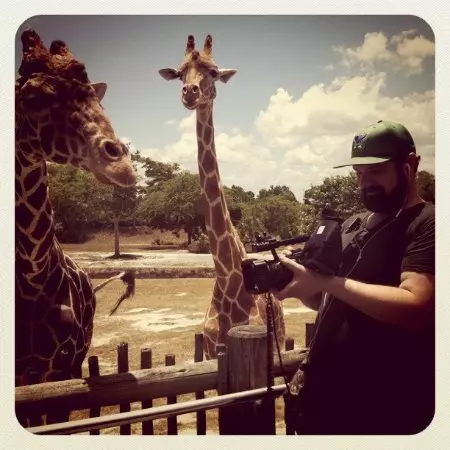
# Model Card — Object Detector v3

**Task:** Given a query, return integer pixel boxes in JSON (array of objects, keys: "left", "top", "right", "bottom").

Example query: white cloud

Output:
[
  {"left": 138, "top": 30, "right": 434, "bottom": 202},
  {"left": 334, "top": 30, "right": 435, "bottom": 76}
]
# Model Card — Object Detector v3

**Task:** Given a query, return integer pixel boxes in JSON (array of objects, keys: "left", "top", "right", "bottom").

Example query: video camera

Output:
[{"left": 241, "top": 209, "right": 343, "bottom": 295}]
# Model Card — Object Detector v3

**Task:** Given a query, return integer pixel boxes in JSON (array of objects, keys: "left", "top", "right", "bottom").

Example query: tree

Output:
[
  {"left": 111, "top": 185, "right": 138, "bottom": 257},
  {"left": 303, "top": 172, "right": 365, "bottom": 221},
  {"left": 136, "top": 170, "right": 204, "bottom": 244},
  {"left": 223, "top": 185, "right": 255, "bottom": 225},
  {"left": 48, "top": 164, "right": 112, "bottom": 242},
  {"left": 416, "top": 170, "right": 435, "bottom": 204},
  {"left": 258, "top": 185, "right": 298, "bottom": 202},
  {"left": 133, "top": 150, "right": 180, "bottom": 190}
]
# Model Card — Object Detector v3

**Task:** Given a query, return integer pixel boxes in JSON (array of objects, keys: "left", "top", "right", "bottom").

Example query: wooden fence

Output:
[{"left": 16, "top": 323, "right": 316, "bottom": 435}]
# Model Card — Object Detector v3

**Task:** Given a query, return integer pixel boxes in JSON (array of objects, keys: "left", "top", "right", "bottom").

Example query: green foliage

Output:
[
  {"left": 303, "top": 172, "right": 365, "bottom": 222},
  {"left": 237, "top": 195, "right": 304, "bottom": 241},
  {"left": 417, "top": 170, "right": 435, "bottom": 203},
  {"left": 133, "top": 150, "right": 180, "bottom": 190},
  {"left": 258, "top": 185, "right": 297, "bottom": 202},
  {"left": 48, "top": 164, "right": 112, "bottom": 242},
  {"left": 136, "top": 171, "right": 204, "bottom": 244}
]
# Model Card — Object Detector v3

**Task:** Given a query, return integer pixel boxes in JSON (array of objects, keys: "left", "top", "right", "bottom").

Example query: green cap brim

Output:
[{"left": 332, "top": 156, "right": 392, "bottom": 169}]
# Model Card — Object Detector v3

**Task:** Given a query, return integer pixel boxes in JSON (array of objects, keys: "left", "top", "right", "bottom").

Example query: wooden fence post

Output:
[
  {"left": 305, "top": 322, "right": 316, "bottom": 347},
  {"left": 88, "top": 356, "right": 101, "bottom": 435},
  {"left": 194, "top": 333, "right": 206, "bottom": 435},
  {"left": 284, "top": 337, "right": 296, "bottom": 434},
  {"left": 117, "top": 342, "right": 131, "bottom": 435},
  {"left": 221, "top": 325, "right": 275, "bottom": 435},
  {"left": 165, "top": 354, "right": 177, "bottom": 435},
  {"left": 216, "top": 343, "right": 228, "bottom": 435},
  {"left": 140, "top": 348, "right": 153, "bottom": 435}
]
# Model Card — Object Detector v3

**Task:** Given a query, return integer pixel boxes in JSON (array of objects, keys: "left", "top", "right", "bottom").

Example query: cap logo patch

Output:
[{"left": 353, "top": 132, "right": 367, "bottom": 152}]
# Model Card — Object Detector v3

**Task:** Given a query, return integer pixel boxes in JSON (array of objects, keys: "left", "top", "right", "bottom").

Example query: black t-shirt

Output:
[{"left": 305, "top": 202, "right": 435, "bottom": 433}]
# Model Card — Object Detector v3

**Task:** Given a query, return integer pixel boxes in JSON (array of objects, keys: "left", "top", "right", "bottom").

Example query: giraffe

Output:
[
  {"left": 15, "top": 29, "right": 137, "bottom": 387},
  {"left": 159, "top": 34, "right": 285, "bottom": 359}
]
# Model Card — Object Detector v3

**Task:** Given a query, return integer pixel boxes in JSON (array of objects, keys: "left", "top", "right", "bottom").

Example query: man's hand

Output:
[{"left": 270, "top": 255, "right": 326, "bottom": 302}]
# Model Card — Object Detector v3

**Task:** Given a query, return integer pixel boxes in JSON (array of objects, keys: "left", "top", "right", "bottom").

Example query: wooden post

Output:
[
  {"left": 117, "top": 342, "right": 131, "bottom": 435},
  {"left": 88, "top": 356, "right": 101, "bottom": 435},
  {"left": 140, "top": 348, "right": 153, "bottom": 435},
  {"left": 194, "top": 333, "right": 206, "bottom": 435},
  {"left": 216, "top": 343, "right": 229, "bottom": 435},
  {"left": 223, "top": 325, "right": 275, "bottom": 435},
  {"left": 305, "top": 322, "right": 316, "bottom": 347},
  {"left": 165, "top": 354, "right": 177, "bottom": 435},
  {"left": 285, "top": 337, "right": 294, "bottom": 351}
]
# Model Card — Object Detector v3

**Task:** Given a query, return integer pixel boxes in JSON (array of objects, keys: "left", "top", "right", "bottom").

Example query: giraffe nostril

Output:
[
  {"left": 103, "top": 141, "right": 122, "bottom": 160},
  {"left": 191, "top": 85, "right": 199, "bottom": 94},
  {"left": 182, "top": 85, "right": 188, "bottom": 95}
]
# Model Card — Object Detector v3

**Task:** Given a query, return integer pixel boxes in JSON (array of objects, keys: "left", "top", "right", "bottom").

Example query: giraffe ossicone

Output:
[
  {"left": 158, "top": 34, "right": 286, "bottom": 359},
  {"left": 15, "top": 29, "right": 136, "bottom": 387}
]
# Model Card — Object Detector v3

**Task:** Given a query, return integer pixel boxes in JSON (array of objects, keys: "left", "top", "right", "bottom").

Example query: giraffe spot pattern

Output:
[
  {"left": 33, "top": 323, "right": 57, "bottom": 359},
  {"left": 43, "top": 265, "right": 64, "bottom": 298},
  {"left": 203, "top": 125, "right": 213, "bottom": 147},
  {"left": 210, "top": 203, "right": 226, "bottom": 238},
  {"left": 51, "top": 152, "right": 68, "bottom": 164},
  {"left": 204, "top": 177, "right": 221, "bottom": 205},
  {"left": 19, "top": 142, "right": 34, "bottom": 156},
  {"left": 27, "top": 182, "right": 47, "bottom": 210},
  {"left": 34, "top": 229, "right": 54, "bottom": 261},
  {"left": 15, "top": 178, "right": 23, "bottom": 198},
  {"left": 39, "top": 125, "right": 54, "bottom": 156},
  {"left": 201, "top": 148, "right": 217, "bottom": 174},
  {"left": 31, "top": 210, "right": 51, "bottom": 241},
  {"left": 23, "top": 167, "right": 42, "bottom": 192},
  {"left": 16, "top": 151, "right": 30, "bottom": 170},
  {"left": 55, "top": 136, "right": 69, "bottom": 155},
  {"left": 16, "top": 203, "right": 34, "bottom": 232}
]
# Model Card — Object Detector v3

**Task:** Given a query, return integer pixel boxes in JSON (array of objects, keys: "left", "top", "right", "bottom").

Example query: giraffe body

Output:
[
  {"left": 15, "top": 29, "right": 136, "bottom": 386},
  {"left": 159, "top": 35, "right": 285, "bottom": 358}
]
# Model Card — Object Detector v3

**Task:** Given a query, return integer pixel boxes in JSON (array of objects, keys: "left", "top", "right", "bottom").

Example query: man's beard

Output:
[{"left": 361, "top": 169, "right": 408, "bottom": 214}]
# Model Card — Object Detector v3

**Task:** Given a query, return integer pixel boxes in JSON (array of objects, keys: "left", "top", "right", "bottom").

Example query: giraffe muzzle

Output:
[{"left": 181, "top": 84, "right": 200, "bottom": 109}]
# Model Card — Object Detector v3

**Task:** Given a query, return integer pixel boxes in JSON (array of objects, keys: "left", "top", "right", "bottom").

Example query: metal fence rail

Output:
[{"left": 28, "top": 385, "right": 287, "bottom": 435}]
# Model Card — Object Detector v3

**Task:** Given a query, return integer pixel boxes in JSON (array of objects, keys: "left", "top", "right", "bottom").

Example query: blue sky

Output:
[{"left": 15, "top": 15, "right": 435, "bottom": 201}]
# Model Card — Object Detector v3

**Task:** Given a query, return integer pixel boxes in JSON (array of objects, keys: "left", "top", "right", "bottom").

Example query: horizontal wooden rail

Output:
[
  {"left": 28, "top": 385, "right": 287, "bottom": 435},
  {"left": 16, "top": 348, "right": 307, "bottom": 417}
]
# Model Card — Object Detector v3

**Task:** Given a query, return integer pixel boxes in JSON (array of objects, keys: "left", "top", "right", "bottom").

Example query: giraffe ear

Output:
[
  {"left": 217, "top": 69, "right": 237, "bottom": 84},
  {"left": 92, "top": 82, "right": 107, "bottom": 101},
  {"left": 159, "top": 68, "right": 181, "bottom": 81}
]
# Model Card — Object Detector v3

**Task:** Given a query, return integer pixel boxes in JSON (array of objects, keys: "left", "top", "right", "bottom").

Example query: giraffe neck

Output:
[{"left": 195, "top": 103, "right": 247, "bottom": 276}]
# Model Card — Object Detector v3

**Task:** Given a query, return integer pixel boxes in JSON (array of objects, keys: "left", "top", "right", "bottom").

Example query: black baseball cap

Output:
[{"left": 333, "top": 120, "right": 416, "bottom": 168}]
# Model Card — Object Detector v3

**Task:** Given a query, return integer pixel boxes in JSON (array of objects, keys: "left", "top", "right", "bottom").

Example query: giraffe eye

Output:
[
  {"left": 209, "top": 69, "right": 219, "bottom": 78},
  {"left": 23, "top": 91, "right": 55, "bottom": 111}
]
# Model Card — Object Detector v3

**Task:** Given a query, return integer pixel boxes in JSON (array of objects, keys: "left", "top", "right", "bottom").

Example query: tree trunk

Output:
[{"left": 113, "top": 212, "right": 120, "bottom": 257}]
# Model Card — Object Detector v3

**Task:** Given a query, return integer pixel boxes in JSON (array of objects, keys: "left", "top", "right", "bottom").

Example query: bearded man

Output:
[{"left": 273, "top": 120, "right": 435, "bottom": 435}]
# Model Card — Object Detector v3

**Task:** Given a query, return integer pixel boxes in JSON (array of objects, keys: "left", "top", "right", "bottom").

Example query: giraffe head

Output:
[
  {"left": 16, "top": 29, "right": 135, "bottom": 187},
  {"left": 158, "top": 34, "right": 237, "bottom": 110}
]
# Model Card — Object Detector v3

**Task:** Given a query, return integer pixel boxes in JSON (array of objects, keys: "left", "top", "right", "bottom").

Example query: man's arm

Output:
[
  {"left": 272, "top": 260, "right": 434, "bottom": 331},
  {"left": 321, "top": 270, "right": 434, "bottom": 331},
  {"left": 298, "top": 292, "right": 322, "bottom": 311}
]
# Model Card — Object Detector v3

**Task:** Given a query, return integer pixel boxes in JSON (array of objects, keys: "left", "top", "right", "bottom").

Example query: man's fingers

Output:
[{"left": 279, "top": 254, "right": 303, "bottom": 271}]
